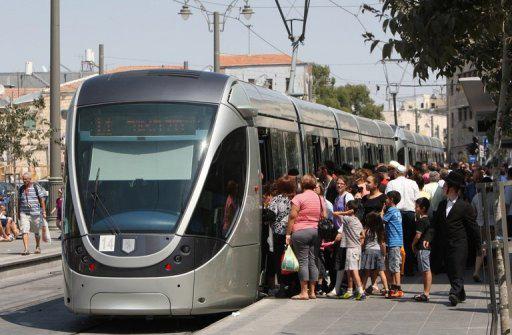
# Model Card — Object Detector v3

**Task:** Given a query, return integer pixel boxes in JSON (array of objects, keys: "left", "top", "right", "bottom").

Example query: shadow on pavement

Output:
[{"left": 1, "top": 297, "right": 227, "bottom": 334}]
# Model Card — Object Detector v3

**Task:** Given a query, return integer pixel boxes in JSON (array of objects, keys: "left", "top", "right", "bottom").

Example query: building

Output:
[
  {"left": 446, "top": 65, "right": 497, "bottom": 162},
  {"left": 220, "top": 54, "right": 313, "bottom": 100},
  {"left": 382, "top": 94, "right": 447, "bottom": 142}
]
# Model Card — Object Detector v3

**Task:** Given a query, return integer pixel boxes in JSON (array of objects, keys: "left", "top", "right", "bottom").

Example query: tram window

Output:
[
  {"left": 284, "top": 132, "right": 302, "bottom": 174},
  {"left": 270, "top": 129, "right": 287, "bottom": 178},
  {"left": 346, "top": 146, "right": 353, "bottom": 165},
  {"left": 327, "top": 138, "right": 335, "bottom": 161},
  {"left": 187, "top": 128, "right": 247, "bottom": 239},
  {"left": 352, "top": 142, "right": 360, "bottom": 166},
  {"left": 337, "top": 146, "right": 345, "bottom": 165}
]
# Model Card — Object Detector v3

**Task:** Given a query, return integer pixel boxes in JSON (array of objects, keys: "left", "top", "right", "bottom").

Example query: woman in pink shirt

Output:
[{"left": 286, "top": 174, "right": 326, "bottom": 300}]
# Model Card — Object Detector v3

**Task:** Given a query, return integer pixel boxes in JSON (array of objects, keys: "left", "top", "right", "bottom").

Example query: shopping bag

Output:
[
  {"left": 281, "top": 245, "right": 299, "bottom": 274},
  {"left": 41, "top": 218, "right": 52, "bottom": 244}
]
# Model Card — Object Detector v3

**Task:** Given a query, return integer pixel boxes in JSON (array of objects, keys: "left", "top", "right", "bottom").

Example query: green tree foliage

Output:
[
  {"left": 312, "top": 64, "right": 384, "bottom": 120},
  {"left": 362, "top": 0, "right": 512, "bottom": 153},
  {"left": 0, "top": 96, "right": 52, "bottom": 167}
]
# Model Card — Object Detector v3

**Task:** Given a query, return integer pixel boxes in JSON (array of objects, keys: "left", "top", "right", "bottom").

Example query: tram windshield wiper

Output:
[{"left": 89, "top": 168, "right": 121, "bottom": 235}]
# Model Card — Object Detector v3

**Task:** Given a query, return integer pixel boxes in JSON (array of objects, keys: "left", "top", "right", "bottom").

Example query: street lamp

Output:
[
  {"left": 178, "top": 1, "right": 254, "bottom": 73},
  {"left": 241, "top": 1, "right": 254, "bottom": 20},
  {"left": 178, "top": 4, "right": 192, "bottom": 20}
]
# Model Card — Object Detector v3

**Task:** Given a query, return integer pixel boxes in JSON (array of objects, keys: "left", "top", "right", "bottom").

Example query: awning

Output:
[{"left": 458, "top": 77, "right": 496, "bottom": 114}]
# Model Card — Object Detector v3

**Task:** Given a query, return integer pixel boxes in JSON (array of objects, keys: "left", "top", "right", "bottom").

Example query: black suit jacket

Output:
[{"left": 425, "top": 198, "right": 480, "bottom": 250}]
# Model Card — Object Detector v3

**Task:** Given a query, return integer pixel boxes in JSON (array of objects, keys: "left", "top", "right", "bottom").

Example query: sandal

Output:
[
  {"left": 34, "top": 248, "right": 41, "bottom": 254},
  {"left": 21, "top": 251, "right": 30, "bottom": 256},
  {"left": 291, "top": 294, "right": 309, "bottom": 300},
  {"left": 413, "top": 294, "right": 429, "bottom": 302},
  {"left": 309, "top": 294, "right": 317, "bottom": 299}
]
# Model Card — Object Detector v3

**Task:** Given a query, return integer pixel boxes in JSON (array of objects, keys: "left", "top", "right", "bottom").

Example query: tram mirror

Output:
[{"left": 237, "top": 106, "right": 258, "bottom": 120}]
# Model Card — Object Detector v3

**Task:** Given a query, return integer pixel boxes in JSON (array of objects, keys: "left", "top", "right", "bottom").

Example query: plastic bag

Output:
[
  {"left": 41, "top": 218, "right": 52, "bottom": 244},
  {"left": 281, "top": 245, "right": 299, "bottom": 274}
]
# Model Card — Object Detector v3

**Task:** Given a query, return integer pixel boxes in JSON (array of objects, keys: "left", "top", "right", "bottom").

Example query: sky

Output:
[{"left": 1, "top": 0, "right": 446, "bottom": 107}]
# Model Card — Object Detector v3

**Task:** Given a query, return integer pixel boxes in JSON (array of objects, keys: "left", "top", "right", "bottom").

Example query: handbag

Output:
[
  {"left": 317, "top": 195, "right": 334, "bottom": 235},
  {"left": 281, "top": 245, "right": 299, "bottom": 273}
]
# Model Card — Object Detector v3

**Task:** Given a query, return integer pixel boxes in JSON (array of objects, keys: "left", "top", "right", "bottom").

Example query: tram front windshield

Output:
[{"left": 75, "top": 102, "right": 217, "bottom": 234}]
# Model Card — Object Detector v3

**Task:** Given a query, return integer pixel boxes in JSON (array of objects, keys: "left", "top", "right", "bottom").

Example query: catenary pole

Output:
[
  {"left": 98, "top": 44, "right": 104, "bottom": 75},
  {"left": 48, "top": 0, "right": 62, "bottom": 229},
  {"left": 213, "top": 12, "right": 220, "bottom": 72}
]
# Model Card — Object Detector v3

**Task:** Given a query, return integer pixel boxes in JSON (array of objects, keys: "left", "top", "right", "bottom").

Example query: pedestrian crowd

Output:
[
  {"left": 0, "top": 172, "right": 63, "bottom": 256},
  {"left": 261, "top": 160, "right": 512, "bottom": 306}
]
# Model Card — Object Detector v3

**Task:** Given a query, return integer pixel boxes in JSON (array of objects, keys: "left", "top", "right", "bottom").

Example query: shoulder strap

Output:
[{"left": 317, "top": 195, "right": 325, "bottom": 219}]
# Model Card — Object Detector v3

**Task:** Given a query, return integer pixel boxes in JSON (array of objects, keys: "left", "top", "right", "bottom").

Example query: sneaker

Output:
[
  {"left": 341, "top": 292, "right": 354, "bottom": 299},
  {"left": 385, "top": 289, "right": 395, "bottom": 299},
  {"left": 389, "top": 290, "right": 404, "bottom": 298},
  {"left": 355, "top": 292, "right": 366, "bottom": 301}
]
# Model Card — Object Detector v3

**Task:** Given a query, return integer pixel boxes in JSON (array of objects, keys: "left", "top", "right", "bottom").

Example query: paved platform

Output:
[
  {"left": 199, "top": 272, "right": 491, "bottom": 335},
  {"left": 0, "top": 231, "right": 61, "bottom": 279}
]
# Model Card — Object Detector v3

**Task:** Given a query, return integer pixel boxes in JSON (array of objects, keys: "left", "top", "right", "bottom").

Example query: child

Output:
[
  {"left": 382, "top": 191, "right": 404, "bottom": 298},
  {"left": 335, "top": 199, "right": 366, "bottom": 300},
  {"left": 412, "top": 197, "right": 432, "bottom": 302},
  {"left": 361, "top": 212, "right": 389, "bottom": 296}
]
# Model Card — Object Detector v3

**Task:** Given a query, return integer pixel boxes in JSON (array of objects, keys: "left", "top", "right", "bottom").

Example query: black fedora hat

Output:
[{"left": 445, "top": 171, "right": 465, "bottom": 188}]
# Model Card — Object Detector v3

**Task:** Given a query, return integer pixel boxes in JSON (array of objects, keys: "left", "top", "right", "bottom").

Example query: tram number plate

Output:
[{"left": 99, "top": 235, "right": 116, "bottom": 252}]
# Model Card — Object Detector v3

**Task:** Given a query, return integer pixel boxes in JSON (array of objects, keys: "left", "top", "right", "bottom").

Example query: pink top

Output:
[{"left": 291, "top": 190, "right": 325, "bottom": 232}]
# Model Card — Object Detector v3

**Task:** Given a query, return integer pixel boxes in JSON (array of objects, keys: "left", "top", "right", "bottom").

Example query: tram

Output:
[{"left": 62, "top": 70, "right": 444, "bottom": 316}]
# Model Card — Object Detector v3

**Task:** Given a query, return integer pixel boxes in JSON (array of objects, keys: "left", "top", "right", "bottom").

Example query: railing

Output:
[{"left": 477, "top": 180, "right": 512, "bottom": 335}]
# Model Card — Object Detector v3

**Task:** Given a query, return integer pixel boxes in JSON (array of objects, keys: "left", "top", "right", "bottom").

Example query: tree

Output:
[
  {"left": 362, "top": 0, "right": 512, "bottom": 160},
  {"left": 0, "top": 97, "right": 52, "bottom": 177},
  {"left": 312, "top": 64, "right": 384, "bottom": 120}
]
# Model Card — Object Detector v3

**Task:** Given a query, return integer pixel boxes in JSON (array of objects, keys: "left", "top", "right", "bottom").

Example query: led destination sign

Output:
[{"left": 88, "top": 112, "right": 196, "bottom": 136}]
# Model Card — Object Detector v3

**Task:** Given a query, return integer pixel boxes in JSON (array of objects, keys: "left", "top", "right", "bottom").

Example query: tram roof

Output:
[
  {"left": 76, "top": 70, "right": 229, "bottom": 107},
  {"left": 330, "top": 108, "right": 359, "bottom": 133},
  {"left": 374, "top": 120, "right": 395, "bottom": 139},
  {"left": 354, "top": 116, "right": 381, "bottom": 138},
  {"left": 291, "top": 98, "right": 337, "bottom": 129},
  {"left": 239, "top": 82, "right": 297, "bottom": 121}
]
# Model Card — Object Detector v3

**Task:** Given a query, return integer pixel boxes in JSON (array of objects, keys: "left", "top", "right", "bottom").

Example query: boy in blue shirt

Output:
[{"left": 382, "top": 190, "right": 404, "bottom": 298}]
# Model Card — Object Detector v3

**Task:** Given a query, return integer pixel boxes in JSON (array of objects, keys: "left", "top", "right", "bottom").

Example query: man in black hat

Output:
[{"left": 424, "top": 171, "right": 480, "bottom": 306}]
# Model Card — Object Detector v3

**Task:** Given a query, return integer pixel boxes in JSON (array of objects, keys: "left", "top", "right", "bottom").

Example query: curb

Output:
[{"left": 0, "top": 251, "right": 62, "bottom": 280}]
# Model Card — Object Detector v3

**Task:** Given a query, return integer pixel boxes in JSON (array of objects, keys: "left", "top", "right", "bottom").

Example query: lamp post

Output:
[
  {"left": 48, "top": 0, "right": 62, "bottom": 229},
  {"left": 178, "top": 1, "right": 254, "bottom": 73}
]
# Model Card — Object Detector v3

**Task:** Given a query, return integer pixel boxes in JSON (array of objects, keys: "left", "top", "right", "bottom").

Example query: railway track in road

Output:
[{"left": 0, "top": 268, "right": 225, "bottom": 334}]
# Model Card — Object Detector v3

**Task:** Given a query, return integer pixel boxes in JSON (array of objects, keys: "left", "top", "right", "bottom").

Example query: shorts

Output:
[
  {"left": 417, "top": 249, "right": 431, "bottom": 272},
  {"left": 387, "top": 246, "right": 402, "bottom": 273},
  {"left": 19, "top": 213, "right": 42, "bottom": 236},
  {"left": 361, "top": 249, "right": 386, "bottom": 271},
  {"left": 335, "top": 246, "right": 347, "bottom": 270},
  {"left": 345, "top": 247, "right": 361, "bottom": 270},
  {"left": 1, "top": 218, "right": 7, "bottom": 227}
]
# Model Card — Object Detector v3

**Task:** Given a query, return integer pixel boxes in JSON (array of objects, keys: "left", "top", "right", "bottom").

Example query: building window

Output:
[
  {"left": 248, "top": 78, "right": 255, "bottom": 84},
  {"left": 463, "top": 108, "right": 467, "bottom": 120},
  {"left": 451, "top": 112, "right": 454, "bottom": 127},
  {"left": 420, "top": 102, "right": 424, "bottom": 109},
  {"left": 435, "top": 125, "right": 440, "bottom": 138},
  {"left": 265, "top": 79, "right": 273, "bottom": 90},
  {"left": 406, "top": 124, "right": 410, "bottom": 130},
  {"left": 469, "top": 107, "right": 473, "bottom": 119},
  {"left": 458, "top": 108, "right": 462, "bottom": 121},
  {"left": 431, "top": 103, "right": 435, "bottom": 108},
  {"left": 285, "top": 78, "right": 290, "bottom": 91}
]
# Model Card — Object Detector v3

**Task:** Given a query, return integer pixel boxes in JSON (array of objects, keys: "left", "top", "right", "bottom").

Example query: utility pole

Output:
[
  {"left": 246, "top": 24, "right": 252, "bottom": 55},
  {"left": 98, "top": 44, "right": 105, "bottom": 75},
  {"left": 415, "top": 107, "right": 419, "bottom": 133},
  {"left": 431, "top": 114, "right": 434, "bottom": 137},
  {"left": 288, "top": 39, "right": 299, "bottom": 95},
  {"left": 183, "top": 61, "right": 189, "bottom": 70},
  {"left": 48, "top": 0, "right": 62, "bottom": 229},
  {"left": 213, "top": 12, "right": 220, "bottom": 73},
  {"left": 391, "top": 92, "right": 398, "bottom": 126}
]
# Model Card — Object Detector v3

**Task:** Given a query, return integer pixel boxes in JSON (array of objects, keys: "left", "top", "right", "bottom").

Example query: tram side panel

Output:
[{"left": 191, "top": 126, "right": 261, "bottom": 314}]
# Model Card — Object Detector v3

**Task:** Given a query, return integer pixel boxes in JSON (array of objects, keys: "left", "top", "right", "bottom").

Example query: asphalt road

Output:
[{"left": 0, "top": 266, "right": 224, "bottom": 335}]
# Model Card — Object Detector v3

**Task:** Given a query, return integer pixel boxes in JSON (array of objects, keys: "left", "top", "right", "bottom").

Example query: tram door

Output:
[{"left": 258, "top": 128, "right": 273, "bottom": 184}]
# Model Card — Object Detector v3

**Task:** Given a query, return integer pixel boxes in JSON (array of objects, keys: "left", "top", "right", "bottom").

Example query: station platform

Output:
[{"left": 199, "top": 272, "right": 490, "bottom": 335}]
